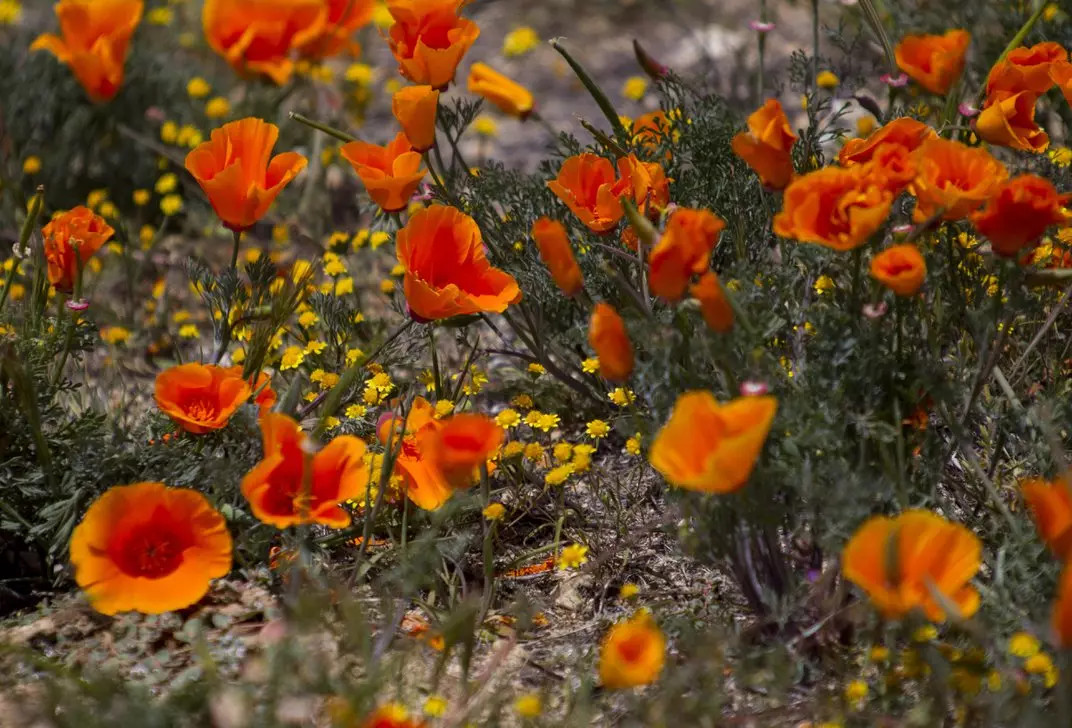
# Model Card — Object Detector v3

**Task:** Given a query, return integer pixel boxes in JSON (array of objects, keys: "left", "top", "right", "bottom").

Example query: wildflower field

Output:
[{"left": 4, "top": 0, "right": 1072, "bottom": 725}]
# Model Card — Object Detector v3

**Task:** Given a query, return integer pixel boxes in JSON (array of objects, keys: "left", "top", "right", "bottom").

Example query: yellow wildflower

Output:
[{"left": 557, "top": 543, "right": 588, "bottom": 569}]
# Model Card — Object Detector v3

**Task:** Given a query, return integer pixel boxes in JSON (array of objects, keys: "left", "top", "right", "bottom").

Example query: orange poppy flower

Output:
[
  {"left": 548, "top": 153, "right": 630, "bottom": 233},
  {"left": 869, "top": 143, "right": 919, "bottom": 195},
  {"left": 588, "top": 303, "right": 634, "bottom": 381},
  {"left": 392, "top": 85, "right": 440, "bottom": 152},
  {"left": 224, "top": 365, "right": 277, "bottom": 415},
  {"left": 773, "top": 166, "right": 893, "bottom": 251},
  {"left": 976, "top": 91, "right": 1049, "bottom": 153},
  {"left": 396, "top": 205, "right": 521, "bottom": 320},
  {"left": 70, "top": 482, "right": 232, "bottom": 615},
  {"left": 377, "top": 397, "right": 453, "bottom": 511},
  {"left": 384, "top": 0, "right": 480, "bottom": 90},
  {"left": 31, "top": 0, "right": 143, "bottom": 103},
  {"left": 154, "top": 362, "right": 252, "bottom": 434},
  {"left": 425, "top": 413, "right": 504, "bottom": 488},
  {"left": 599, "top": 612, "right": 666, "bottom": 689},
  {"left": 839, "top": 117, "right": 937, "bottom": 167},
  {"left": 910, "top": 138, "right": 1007, "bottom": 222},
  {"left": 690, "top": 271, "right": 734, "bottom": 333},
  {"left": 202, "top": 0, "right": 327, "bottom": 85},
  {"left": 1053, "top": 565, "right": 1072, "bottom": 649},
  {"left": 731, "top": 99, "right": 797, "bottom": 190},
  {"left": 299, "top": 0, "right": 375, "bottom": 59},
  {"left": 618, "top": 154, "right": 671, "bottom": 219},
  {"left": 349, "top": 703, "right": 424, "bottom": 728},
  {"left": 467, "top": 62, "right": 534, "bottom": 119},
  {"left": 972, "top": 175, "right": 1070, "bottom": 257},
  {"left": 987, "top": 41, "right": 1068, "bottom": 96},
  {"left": 648, "top": 207, "right": 726, "bottom": 302},
  {"left": 632, "top": 109, "right": 677, "bottom": 157},
  {"left": 1022, "top": 477, "right": 1072, "bottom": 560},
  {"left": 241, "top": 413, "right": 368, "bottom": 529},
  {"left": 41, "top": 206, "right": 114, "bottom": 293},
  {"left": 531, "top": 217, "right": 584, "bottom": 297},
  {"left": 894, "top": 29, "right": 970, "bottom": 95},
  {"left": 340, "top": 132, "right": 427, "bottom": 213},
  {"left": 842, "top": 510, "right": 981, "bottom": 621},
  {"left": 186, "top": 117, "right": 308, "bottom": 232},
  {"left": 870, "top": 244, "right": 926, "bottom": 296},
  {"left": 1053, "top": 61, "right": 1072, "bottom": 106},
  {"left": 649, "top": 391, "right": 777, "bottom": 494}
]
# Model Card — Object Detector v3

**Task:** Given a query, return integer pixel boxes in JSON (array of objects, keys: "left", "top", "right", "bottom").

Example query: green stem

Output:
[
  {"left": 850, "top": 247, "right": 863, "bottom": 319},
  {"left": 811, "top": 0, "right": 820, "bottom": 88},
  {"left": 229, "top": 228, "right": 241, "bottom": 272},
  {"left": 479, "top": 464, "right": 495, "bottom": 623},
  {"left": 0, "top": 188, "right": 43, "bottom": 317},
  {"left": 429, "top": 325, "right": 443, "bottom": 399},
  {"left": 550, "top": 38, "right": 629, "bottom": 141},
  {"left": 974, "top": 0, "right": 1050, "bottom": 106},
  {"left": 289, "top": 112, "right": 358, "bottom": 143},
  {"left": 756, "top": 0, "right": 767, "bottom": 104}
]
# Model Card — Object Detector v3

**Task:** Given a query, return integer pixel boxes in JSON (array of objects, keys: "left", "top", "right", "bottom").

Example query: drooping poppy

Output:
[
  {"left": 384, "top": 0, "right": 480, "bottom": 90},
  {"left": 31, "top": 0, "right": 144, "bottom": 102},
  {"left": 976, "top": 91, "right": 1049, "bottom": 153},
  {"left": 731, "top": 99, "right": 797, "bottom": 190},
  {"left": 690, "top": 270, "right": 734, "bottom": 333},
  {"left": 70, "top": 482, "right": 232, "bottom": 615},
  {"left": 467, "top": 62, "right": 534, "bottom": 119},
  {"left": 185, "top": 117, "right": 308, "bottom": 232},
  {"left": 870, "top": 244, "right": 926, "bottom": 296},
  {"left": 547, "top": 153, "right": 630, "bottom": 233},
  {"left": 41, "top": 206, "right": 114, "bottom": 293},
  {"left": 424, "top": 413, "right": 504, "bottom": 488},
  {"left": 531, "top": 217, "right": 584, "bottom": 297},
  {"left": 340, "top": 132, "right": 427, "bottom": 213},
  {"left": 839, "top": 117, "right": 937, "bottom": 167},
  {"left": 972, "top": 175, "right": 1070, "bottom": 257},
  {"left": 894, "top": 29, "right": 970, "bottom": 95},
  {"left": 648, "top": 207, "right": 726, "bottom": 302},
  {"left": 599, "top": 612, "right": 666, "bottom": 689},
  {"left": 1022, "top": 476, "right": 1072, "bottom": 560},
  {"left": 202, "top": 0, "right": 327, "bottom": 84},
  {"left": 773, "top": 166, "right": 893, "bottom": 251},
  {"left": 392, "top": 85, "right": 440, "bottom": 152},
  {"left": 910, "top": 138, "right": 1008, "bottom": 222},
  {"left": 588, "top": 303, "right": 634, "bottom": 381},
  {"left": 649, "top": 391, "right": 777, "bottom": 494},
  {"left": 154, "top": 362, "right": 252, "bottom": 434},
  {"left": 395, "top": 205, "right": 521, "bottom": 320}
]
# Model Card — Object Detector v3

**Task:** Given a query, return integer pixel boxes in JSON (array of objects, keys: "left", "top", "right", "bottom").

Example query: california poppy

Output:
[
  {"left": 1053, "top": 565, "right": 1072, "bottom": 648},
  {"left": 894, "top": 29, "right": 970, "bottom": 95},
  {"left": 648, "top": 207, "right": 726, "bottom": 301},
  {"left": 396, "top": 205, "right": 521, "bottom": 321},
  {"left": 842, "top": 510, "right": 981, "bottom": 621},
  {"left": 548, "top": 154, "right": 630, "bottom": 233},
  {"left": 31, "top": 0, "right": 144, "bottom": 102},
  {"left": 599, "top": 612, "right": 666, "bottom": 689},
  {"left": 649, "top": 391, "right": 777, "bottom": 494},
  {"left": 384, "top": 0, "right": 480, "bottom": 90},
  {"left": 870, "top": 244, "right": 926, "bottom": 296},
  {"left": 839, "top": 117, "right": 937, "bottom": 167},
  {"left": 1053, "top": 61, "right": 1072, "bottom": 106},
  {"left": 773, "top": 166, "right": 893, "bottom": 251},
  {"left": 241, "top": 413, "right": 368, "bottom": 529},
  {"left": 41, "top": 206, "right": 114, "bottom": 293},
  {"left": 467, "top": 62, "right": 534, "bottom": 119},
  {"left": 425, "top": 413, "right": 504, "bottom": 488},
  {"left": 632, "top": 109, "right": 677, "bottom": 157},
  {"left": 731, "top": 99, "right": 797, "bottom": 190},
  {"left": 976, "top": 91, "right": 1049, "bottom": 153},
  {"left": 987, "top": 41, "right": 1068, "bottom": 97},
  {"left": 1021, "top": 476, "right": 1072, "bottom": 560},
  {"left": 588, "top": 303, "right": 634, "bottom": 381},
  {"left": 186, "top": 117, "right": 308, "bottom": 232},
  {"left": 300, "top": 0, "right": 375, "bottom": 59},
  {"left": 377, "top": 397, "right": 453, "bottom": 511},
  {"left": 224, "top": 365, "right": 277, "bottom": 415},
  {"left": 70, "top": 482, "right": 232, "bottom": 615},
  {"left": 392, "top": 85, "right": 440, "bottom": 152},
  {"left": 154, "top": 362, "right": 252, "bottom": 434},
  {"left": 340, "top": 132, "right": 427, "bottom": 213},
  {"left": 910, "top": 138, "right": 1008, "bottom": 222},
  {"left": 972, "top": 175, "right": 1070, "bottom": 257},
  {"left": 202, "top": 0, "right": 327, "bottom": 84},
  {"left": 690, "top": 271, "right": 734, "bottom": 333},
  {"left": 531, "top": 217, "right": 584, "bottom": 297},
  {"left": 869, "top": 143, "right": 919, "bottom": 195},
  {"left": 618, "top": 154, "right": 671, "bottom": 220}
]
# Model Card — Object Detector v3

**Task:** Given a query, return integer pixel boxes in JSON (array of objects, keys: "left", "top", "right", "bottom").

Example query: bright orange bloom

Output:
[
  {"left": 396, "top": 205, "right": 521, "bottom": 321},
  {"left": 300, "top": 0, "right": 375, "bottom": 58},
  {"left": 839, "top": 117, "right": 937, "bottom": 167},
  {"left": 648, "top": 207, "right": 726, "bottom": 301},
  {"left": 355, "top": 703, "right": 425, "bottom": 728},
  {"left": 70, "top": 482, "right": 232, "bottom": 615},
  {"left": 186, "top": 118, "right": 308, "bottom": 232},
  {"left": 384, "top": 0, "right": 480, "bottom": 90},
  {"left": 241, "top": 413, "right": 368, "bottom": 529},
  {"left": 618, "top": 154, "right": 671, "bottom": 219},
  {"left": 972, "top": 175, "right": 1070, "bottom": 257},
  {"left": 1053, "top": 566, "right": 1072, "bottom": 649},
  {"left": 690, "top": 271, "right": 734, "bottom": 333},
  {"left": 1053, "top": 61, "right": 1072, "bottom": 107},
  {"left": 773, "top": 166, "right": 892, "bottom": 251},
  {"left": 632, "top": 109, "right": 677, "bottom": 156},
  {"left": 467, "top": 62, "right": 534, "bottom": 119},
  {"left": 31, "top": 0, "right": 143, "bottom": 103},
  {"left": 842, "top": 510, "right": 981, "bottom": 621},
  {"left": 976, "top": 90, "right": 1049, "bottom": 153},
  {"left": 987, "top": 41, "right": 1068, "bottom": 96},
  {"left": 340, "top": 132, "right": 427, "bottom": 213},
  {"left": 392, "top": 85, "right": 440, "bottom": 152},
  {"left": 425, "top": 413, "right": 504, "bottom": 488},
  {"left": 41, "top": 206, "right": 114, "bottom": 293},
  {"left": 588, "top": 303, "right": 634, "bottom": 381},
  {"left": 224, "top": 365, "right": 277, "bottom": 415},
  {"left": 548, "top": 154, "right": 630, "bottom": 233},
  {"left": 377, "top": 397, "right": 453, "bottom": 511},
  {"left": 202, "top": 0, "right": 326, "bottom": 84},
  {"left": 870, "top": 244, "right": 926, "bottom": 296},
  {"left": 1022, "top": 477, "right": 1072, "bottom": 560},
  {"left": 531, "top": 217, "right": 584, "bottom": 297},
  {"left": 731, "top": 99, "right": 797, "bottom": 190},
  {"left": 894, "top": 29, "right": 970, "bottom": 95},
  {"left": 599, "top": 612, "right": 666, "bottom": 689},
  {"left": 649, "top": 391, "right": 776, "bottom": 494},
  {"left": 154, "top": 363, "right": 251, "bottom": 434},
  {"left": 869, "top": 143, "right": 919, "bottom": 195},
  {"left": 910, "top": 138, "right": 1007, "bottom": 222}
]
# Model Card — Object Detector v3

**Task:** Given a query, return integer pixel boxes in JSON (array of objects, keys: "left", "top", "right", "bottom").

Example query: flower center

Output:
[
  {"left": 114, "top": 525, "right": 187, "bottom": 579},
  {"left": 185, "top": 396, "right": 218, "bottom": 422}
]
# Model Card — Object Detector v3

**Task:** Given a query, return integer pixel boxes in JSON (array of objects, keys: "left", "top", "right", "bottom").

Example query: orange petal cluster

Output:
[
  {"left": 910, "top": 138, "right": 1007, "bottom": 222},
  {"left": 341, "top": 132, "right": 427, "bottom": 213},
  {"left": 648, "top": 208, "right": 725, "bottom": 302},
  {"left": 588, "top": 303, "right": 634, "bottom": 381},
  {"left": 978, "top": 42, "right": 1069, "bottom": 152},
  {"left": 731, "top": 99, "right": 797, "bottom": 190},
  {"left": 531, "top": 217, "right": 584, "bottom": 297},
  {"left": 599, "top": 612, "right": 666, "bottom": 689},
  {"left": 392, "top": 85, "right": 440, "bottom": 152},
  {"left": 971, "top": 175, "right": 1070, "bottom": 258},
  {"left": 1022, "top": 477, "right": 1072, "bottom": 561},
  {"left": 425, "top": 413, "right": 504, "bottom": 488},
  {"left": 467, "top": 62, "right": 534, "bottom": 119},
  {"left": 42, "top": 206, "right": 114, "bottom": 293},
  {"left": 154, "top": 363, "right": 252, "bottom": 434},
  {"left": 773, "top": 166, "right": 893, "bottom": 251},
  {"left": 300, "top": 0, "right": 375, "bottom": 59},
  {"left": 839, "top": 118, "right": 937, "bottom": 167},
  {"left": 894, "top": 29, "right": 970, "bottom": 95},
  {"left": 384, "top": 0, "right": 479, "bottom": 90},
  {"left": 548, "top": 154, "right": 632, "bottom": 234},
  {"left": 870, "top": 244, "right": 926, "bottom": 296},
  {"left": 377, "top": 397, "right": 453, "bottom": 511}
]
